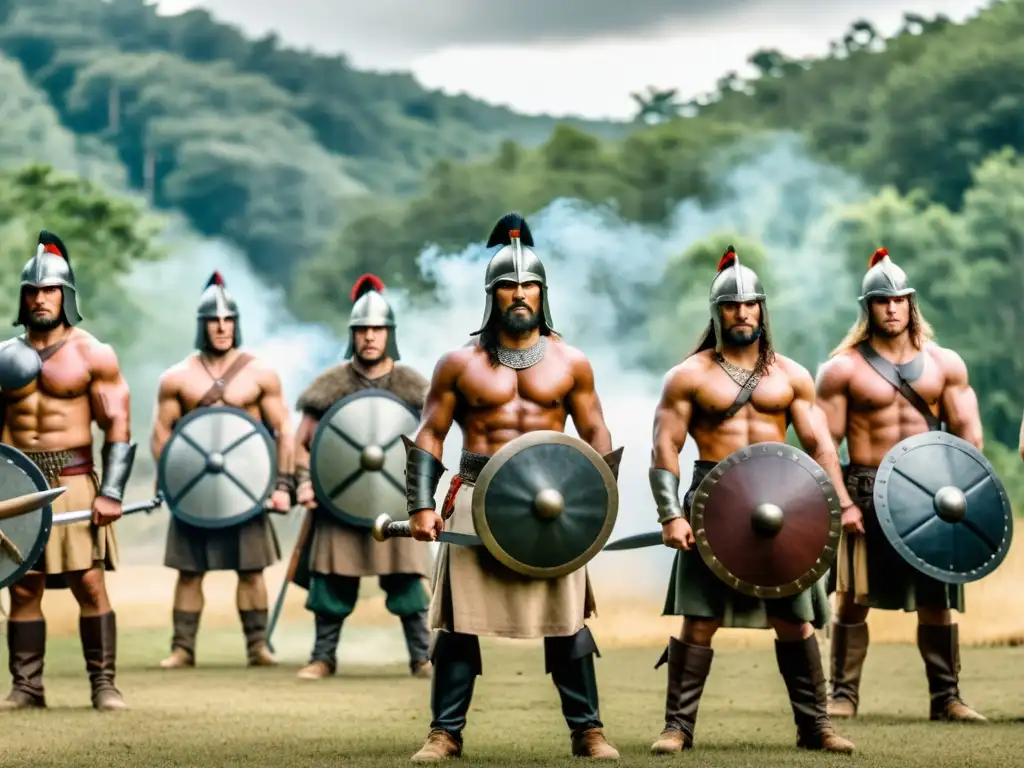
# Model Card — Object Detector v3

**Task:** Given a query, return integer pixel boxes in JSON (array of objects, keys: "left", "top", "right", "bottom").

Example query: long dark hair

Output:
[
  {"left": 477, "top": 300, "right": 558, "bottom": 366},
  {"left": 688, "top": 303, "right": 776, "bottom": 376}
]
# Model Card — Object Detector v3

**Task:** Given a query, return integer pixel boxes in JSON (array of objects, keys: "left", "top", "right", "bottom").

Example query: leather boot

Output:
[
  {"left": 650, "top": 637, "right": 714, "bottom": 753},
  {"left": 159, "top": 610, "right": 200, "bottom": 669},
  {"left": 240, "top": 609, "right": 277, "bottom": 667},
  {"left": 80, "top": 612, "right": 127, "bottom": 710},
  {"left": 775, "top": 636, "right": 854, "bottom": 753},
  {"left": 545, "top": 629, "right": 618, "bottom": 759},
  {"left": 828, "top": 621, "right": 868, "bottom": 718},
  {"left": 917, "top": 624, "right": 986, "bottom": 723},
  {"left": 0, "top": 619, "right": 46, "bottom": 709},
  {"left": 297, "top": 613, "right": 342, "bottom": 680},
  {"left": 411, "top": 631, "right": 479, "bottom": 761},
  {"left": 401, "top": 610, "right": 433, "bottom": 678}
]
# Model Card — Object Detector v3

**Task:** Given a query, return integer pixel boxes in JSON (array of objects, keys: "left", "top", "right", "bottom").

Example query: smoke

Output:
[{"left": 120, "top": 131, "right": 866, "bottom": 599}]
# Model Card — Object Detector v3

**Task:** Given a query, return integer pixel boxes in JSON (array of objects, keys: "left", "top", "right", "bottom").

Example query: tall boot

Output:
[
  {"left": 775, "top": 636, "right": 854, "bottom": 753},
  {"left": 545, "top": 628, "right": 618, "bottom": 759},
  {"left": 159, "top": 610, "right": 200, "bottom": 669},
  {"left": 401, "top": 610, "right": 433, "bottom": 678},
  {"left": 917, "top": 624, "right": 986, "bottom": 722},
  {"left": 239, "top": 609, "right": 277, "bottom": 667},
  {"left": 411, "top": 631, "right": 480, "bottom": 762},
  {"left": 0, "top": 619, "right": 46, "bottom": 709},
  {"left": 298, "top": 613, "right": 343, "bottom": 680},
  {"left": 827, "top": 621, "right": 868, "bottom": 717},
  {"left": 650, "top": 637, "right": 714, "bottom": 753},
  {"left": 80, "top": 612, "right": 127, "bottom": 711}
]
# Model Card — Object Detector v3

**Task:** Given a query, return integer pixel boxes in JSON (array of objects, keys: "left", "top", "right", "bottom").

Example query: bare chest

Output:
[
  {"left": 177, "top": 366, "right": 263, "bottom": 414},
  {"left": 693, "top": 366, "right": 793, "bottom": 419},
  {"left": 847, "top": 355, "right": 944, "bottom": 412},
  {"left": 3, "top": 345, "right": 91, "bottom": 405},
  {"left": 458, "top": 356, "right": 573, "bottom": 415}
]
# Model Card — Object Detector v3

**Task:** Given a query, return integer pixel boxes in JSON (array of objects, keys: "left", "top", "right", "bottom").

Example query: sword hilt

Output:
[{"left": 371, "top": 514, "right": 411, "bottom": 541}]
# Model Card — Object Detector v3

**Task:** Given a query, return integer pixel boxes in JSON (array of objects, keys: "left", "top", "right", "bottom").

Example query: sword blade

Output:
[
  {"left": 0, "top": 488, "right": 66, "bottom": 521},
  {"left": 438, "top": 531, "right": 483, "bottom": 547},
  {"left": 52, "top": 495, "right": 165, "bottom": 527},
  {"left": 603, "top": 531, "right": 666, "bottom": 551}
]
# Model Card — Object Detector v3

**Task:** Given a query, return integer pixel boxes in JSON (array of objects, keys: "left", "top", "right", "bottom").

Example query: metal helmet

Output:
[
  {"left": 470, "top": 212, "right": 555, "bottom": 336},
  {"left": 345, "top": 273, "right": 400, "bottom": 361},
  {"left": 194, "top": 271, "right": 241, "bottom": 350},
  {"left": 13, "top": 231, "right": 82, "bottom": 327},
  {"left": 708, "top": 246, "right": 771, "bottom": 353},
  {"left": 858, "top": 247, "right": 915, "bottom": 313}
]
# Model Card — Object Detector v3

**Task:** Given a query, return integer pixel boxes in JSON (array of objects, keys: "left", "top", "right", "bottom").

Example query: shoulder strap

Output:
[
  {"left": 197, "top": 352, "right": 255, "bottom": 408},
  {"left": 721, "top": 370, "right": 759, "bottom": 420},
  {"left": 855, "top": 341, "right": 941, "bottom": 431},
  {"left": 20, "top": 335, "right": 67, "bottom": 363}
]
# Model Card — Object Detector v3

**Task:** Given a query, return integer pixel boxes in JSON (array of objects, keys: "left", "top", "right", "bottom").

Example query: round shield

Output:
[
  {"left": 0, "top": 444, "right": 53, "bottom": 589},
  {"left": 158, "top": 406, "right": 276, "bottom": 530},
  {"left": 310, "top": 389, "right": 419, "bottom": 529},
  {"left": 690, "top": 441, "right": 842, "bottom": 599},
  {"left": 874, "top": 431, "right": 1013, "bottom": 584},
  {"left": 471, "top": 430, "right": 618, "bottom": 579}
]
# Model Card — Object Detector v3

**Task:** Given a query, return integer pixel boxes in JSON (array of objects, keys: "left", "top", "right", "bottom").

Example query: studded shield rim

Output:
[
  {"left": 873, "top": 431, "right": 1013, "bottom": 584},
  {"left": 690, "top": 441, "right": 843, "bottom": 599},
  {"left": 471, "top": 430, "right": 619, "bottom": 579},
  {"left": 0, "top": 443, "right": 53, "bottom": 590},
  {"left": 309, "top": 389, "right": 420, "bottom": 529},
  {"left": 157, "top": 406, "right": 276, "bottom": 530}
]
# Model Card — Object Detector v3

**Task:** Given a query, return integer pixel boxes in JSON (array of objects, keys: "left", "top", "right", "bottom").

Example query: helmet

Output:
[
  {"left": 708, "top": 246, "right": 771, "bottom": 354},
  {"left": 195, "top": 271, "right": 241, "bottom": 350},
  {"left": 858, "top": 247, "right": 914, "bottom": 313},
  {"left": 13, "top": 231, "right": 82, "bottom": 327},
  {"left": 470, "top": 212, "right": 555, "bottom": 336},
  {"left": 345, "top": 274, "right": 399, "bottom": 361}
]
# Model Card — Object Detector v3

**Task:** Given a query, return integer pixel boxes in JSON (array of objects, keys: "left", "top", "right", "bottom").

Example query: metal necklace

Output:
[
  {"left": 497, "top": 337, "right": 548, "bottom": 370},
  {"left": 716, "top": 355, "right": 761, "bottom": 390}
]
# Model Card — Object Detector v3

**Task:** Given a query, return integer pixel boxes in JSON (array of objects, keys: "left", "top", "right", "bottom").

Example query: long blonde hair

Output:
[{"left": 830, "top": 296, "right": 935, "bottom": 358}]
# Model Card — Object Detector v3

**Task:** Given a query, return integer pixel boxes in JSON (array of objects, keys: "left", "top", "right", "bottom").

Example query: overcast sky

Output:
[{"left": 155, "top": 0, "right": 990, "bottom": 119}]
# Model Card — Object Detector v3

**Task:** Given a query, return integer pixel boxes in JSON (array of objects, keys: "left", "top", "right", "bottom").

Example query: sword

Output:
[
  {"left": 51, "top": 493, "right": 165, "bottom": 526},
  {"left": 371, "top": 514, "right": 482, "bottom": 548},
  {"left": 603, "top": 530, "right": 667, "bottom": 551}
]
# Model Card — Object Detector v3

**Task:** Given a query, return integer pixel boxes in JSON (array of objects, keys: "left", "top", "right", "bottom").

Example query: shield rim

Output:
[
  {"left": 157, "top": 405, "right": 276, "bottom": 530},
  {"left": 873, "top": 431, "right": 1013, "bottom": 584},
  {"left": 309, "top": 389, "right": 421, "bottom": 529},
  {"left": 690, "top": 441, "right": 842, "bottom": 599},
  {"left": 0, "top": 443, "right": 54, "bottom": 590},
  {"left": 471, "top": 430, "right": 619, "bottom": 579}
]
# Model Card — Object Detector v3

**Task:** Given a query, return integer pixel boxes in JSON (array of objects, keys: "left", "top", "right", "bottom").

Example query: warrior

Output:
[
  {"left": 815, "top": 248, "right": 986, "bottom": 722},
  {"left": 0, "top": 231, "right": 135, "bottom": 711},
  {"left": 289, "top": 274, "right": 433, "bottom": 680},
  {"left": 150, "top": 272, "right": 294, "bottom": 669},
  {"left": 405, "top": 213, "right": 619, "bottom": 761},
  {"left": 647, "top": 247, "right": 855, "bottom": 754}
]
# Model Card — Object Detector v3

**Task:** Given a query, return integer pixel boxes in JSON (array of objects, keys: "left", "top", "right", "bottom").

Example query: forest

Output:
[{"left": 0, "top": 0, "right": 1022, "bottom": 503}]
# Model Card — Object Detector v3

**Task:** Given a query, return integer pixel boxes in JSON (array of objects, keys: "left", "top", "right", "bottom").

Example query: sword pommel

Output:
[{"left": 371, "top": 513, "right": 412, "bottom": 541}]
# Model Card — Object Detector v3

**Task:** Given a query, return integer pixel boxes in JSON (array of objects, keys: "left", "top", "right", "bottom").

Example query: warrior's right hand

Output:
[
  {"left": 296, "top": 481, "right": 316, "bottom": 510},
  {"left": 841, "top": 503, "right": 865, "bottom": 535},
  {"left": 409, "top": 509, "right": 443, "bottom": 542},
  {"left": 662, "top": 517, "right": 695, "bottom": 550}
]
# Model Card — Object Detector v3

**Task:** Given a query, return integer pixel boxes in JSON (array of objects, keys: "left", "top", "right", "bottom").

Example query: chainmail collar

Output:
[
  {"left": 497, "top": 337, "right": 548, "bottom": 370},
  {"left": 715, "top": 354, "right": 761, "bottom": 390}
]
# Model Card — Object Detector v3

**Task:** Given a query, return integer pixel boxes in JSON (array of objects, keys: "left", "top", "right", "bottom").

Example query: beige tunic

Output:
[{"left": 429, "top": 476, "right": 596, "bottom": 639}]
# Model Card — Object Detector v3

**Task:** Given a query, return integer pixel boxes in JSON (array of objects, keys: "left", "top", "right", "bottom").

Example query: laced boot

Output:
[
  {"left": 650, "top": 637, "right": 714, "bottom": 753},
  {"left": 0, "top": 619, "right": 46, "bottom": 710},
  {"left": 827, "top": 621, "right": 868, "bottom": 718},
  {"left": 81, "top": 612, "right": 127, "bottom": 711},
  {"left": 918, "top": 624, "right": 986, "bottom": 723},
  {"left": 159, "top": 610, "right": 199, "bottom": 669},
  {"left": 775, "top": 636, "right": 854, "bottom": 754},
  {"left": 240, "top": 609, "right": 277, "bottom": 666},
  {"left": 297, "top": 614, "right": 342, "bottom": 680}
]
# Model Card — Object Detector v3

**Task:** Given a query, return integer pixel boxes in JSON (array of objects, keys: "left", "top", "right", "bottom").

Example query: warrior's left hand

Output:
[
  {"left": 841, "top": 503, "right": 865, "bottom": 535},
  {"left": 92, "top": 496, "right": 123, "bottom": 527},
  {"left": 268, "top": 489, "right": 292, "bottom": 513}
]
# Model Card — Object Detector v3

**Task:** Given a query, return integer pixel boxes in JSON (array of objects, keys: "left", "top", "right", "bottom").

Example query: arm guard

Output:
[
  {"left": 294, "top": 464, "right": 311, "bottom": 485},
  {"left": 649, "top": 468, "right": 684, "bottom": 524},
  {"left": 275, "top": 472, "right": 297, "bottom": 503},
  {"left": 405, "top": 444, "right": 446, "bottom": 513},
  {"left": 98, "top": 442, "right": 137, "bottom": 502}
]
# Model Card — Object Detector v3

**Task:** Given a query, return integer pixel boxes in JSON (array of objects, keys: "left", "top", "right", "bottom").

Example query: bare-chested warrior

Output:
[
  {"left": 816, "top": 248, "right": 986, "bottom": 722},
  {"left": 405, "top": 213, "right": 620, "bottom": 761},
  {"left": 151, "top": 272, "right": 294, "bottom": 668},
  {"left": 648, "top": 247, "right": 855, "bottom": 754},
  {"left": 0, "top": 231, "right": 135, "bottom": 711}
]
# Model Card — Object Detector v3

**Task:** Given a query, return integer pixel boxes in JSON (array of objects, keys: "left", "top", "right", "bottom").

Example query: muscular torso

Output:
[
  {"left": 688, "top": 353, "right": 794, "bottom": 461},
  {"left": 841, "top": 347, "right": 945, "bottom": 466},
  {"left": 454, "top": 343, "right": 575, "bottom": 455},
  {"left": 168, "top": 354, "right": 263, "bottom": 420},
  {"left": 1, "top": 332, "right": 95, "bottom": 451}
]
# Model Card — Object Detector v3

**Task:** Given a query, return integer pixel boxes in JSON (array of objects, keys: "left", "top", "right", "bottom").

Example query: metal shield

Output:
[
  {"left": 690, "top": 442, "right": 842, "bottom": 599},
  {"left": 158, "top": 406, "right": 276, "bottom": 530},
  {"left": 471, "top": 430, "right": 618, "bottom": 579},
  {"left": 309, "top": 389, "right": 419, "bottom": 529},
  {"left": 873, "top": 431, "right": 1013, "bottom": 584},
  {"left": 0, "top": 444, "right": 53, "bottom": 589}
]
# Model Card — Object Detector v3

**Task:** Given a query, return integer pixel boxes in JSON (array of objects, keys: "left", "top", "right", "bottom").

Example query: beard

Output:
[
  {"left": 724, "top": 324, "right": 762, "bottom": 347},
  {"left": 870, "top": 317, "right": 908, "bottom": 338},
  {"left": 500, "top": 303, "right": 541, "bottom": 334},
  {"left": 25, "top": 313, "right": 63, "bottom": 332},
  {"left": 356, "top": 349, "right": 385, "bottom": 366}
]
